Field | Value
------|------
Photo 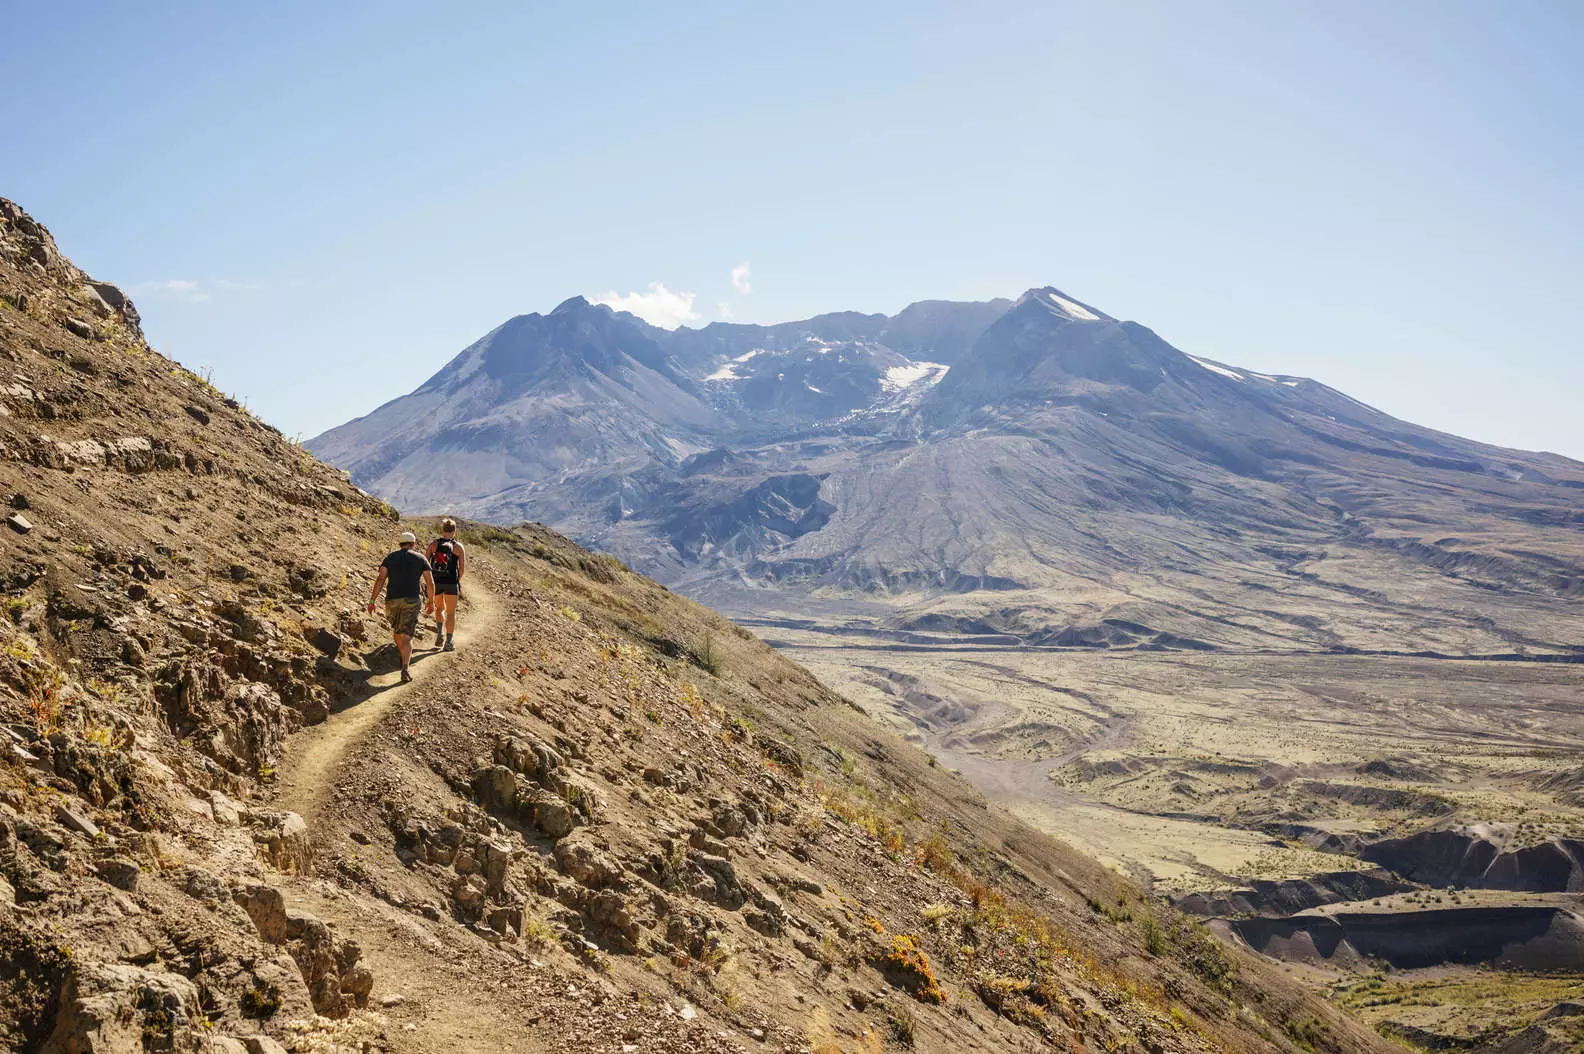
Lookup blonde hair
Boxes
[441,518,457,534]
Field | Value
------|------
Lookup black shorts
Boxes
[434,582,459,596]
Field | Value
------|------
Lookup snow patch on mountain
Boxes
[1189,356,1245,382]
[1047,291,1100,321]
[881,362,949,392]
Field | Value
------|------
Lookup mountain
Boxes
[1,199,1402,1053]
[311,288,1584,658]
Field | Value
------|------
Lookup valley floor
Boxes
[766,629,1584,1049]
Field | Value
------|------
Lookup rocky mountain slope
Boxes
[0,201,1406,1052]
[309,288,1583,659]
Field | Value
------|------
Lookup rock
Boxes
[7,512,32,534]
[183,866,227,901]
[745,906,785,937]
[9,492,28,509]
[694,853,748,908]
[183,404,211,425]
[88,281,131,313]
[235,884,289,943]
[53,801,99,838]
[472,764,518,812]
[212,1039,249,1054]
[338,965,373,1007]
[64,316,94,339]
[481,839,512,896]
[588,890,634,930]
[453,848,479,875]
[530,792,575,839]
[41,962,206,1053]
[452,873,486,911]
[0,874,14,904]
[689,830,731,857]
[92,857,139,891]
[487,904,522,938]
[253,811,312,874]
[310,627,342,660]
[380,993,406,1008]
[278,908,362,1017]
[554,837,624,888]
[209,790,242,825]
[242,1037,290,1054]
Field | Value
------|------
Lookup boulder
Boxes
[234,884,289,944]
[529,791,575,839]
[481,839,512,897]
[554,837,625,889]
[452,873,486,912]
[253,812,312,874]
[41,962,206,1053]
[310,628,342,660]
[471,765,518,812]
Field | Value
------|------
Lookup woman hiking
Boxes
[425,518,465,651]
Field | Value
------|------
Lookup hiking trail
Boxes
[276,570,504,828]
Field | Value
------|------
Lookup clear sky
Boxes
[3,1,1581,456]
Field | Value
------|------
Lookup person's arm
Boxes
[366,567,388,613]
[422,569,436,613]
[455,543,465,581]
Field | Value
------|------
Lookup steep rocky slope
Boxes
[0,201,1400,1052]
[309,289,1583,658]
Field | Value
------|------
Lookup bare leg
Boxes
[395,633,412,668]
[440,594,457,635]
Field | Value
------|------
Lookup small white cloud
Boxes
[131,278,263,303]
[730,262,751,294]
[717,301,734,320]
[132,279,211,303]
[591,282,700,329]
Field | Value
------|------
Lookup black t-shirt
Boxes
[381,548,432,600]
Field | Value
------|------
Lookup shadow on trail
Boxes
[326,637,449,717]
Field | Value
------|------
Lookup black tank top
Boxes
[431,538,460,584]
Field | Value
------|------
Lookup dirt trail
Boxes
[272,567,557,1052]
[276,578,503,827]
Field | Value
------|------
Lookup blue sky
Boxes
[3,1,1581,456]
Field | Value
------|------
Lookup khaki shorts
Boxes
[385,597,421,637]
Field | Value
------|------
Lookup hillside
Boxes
[309,290,1584,659]
[0,202,1405,1051]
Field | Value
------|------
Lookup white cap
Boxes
[399,531,417,544]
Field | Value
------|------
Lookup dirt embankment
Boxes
[1361,827,1584,892]
[1174,870,1410,918]
[1229,906,1584,971]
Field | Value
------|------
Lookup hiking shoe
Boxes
[399,668,413,684]
[434,625,446,644]
[443,637,455,652]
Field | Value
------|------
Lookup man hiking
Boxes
[366,531,435,683]
[425,518,466,651]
